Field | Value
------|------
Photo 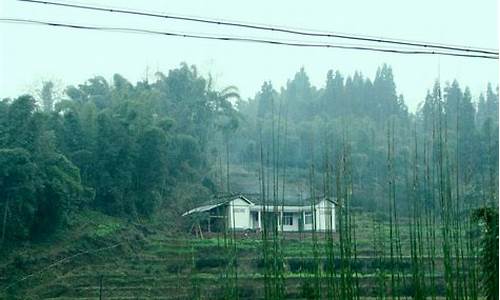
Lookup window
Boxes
[283,213,293,226]
[304,212,313,225]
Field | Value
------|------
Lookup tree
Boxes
[93,111,135,215]
[458,87,477,174]
[5,95,37,150]
[373,64,398,120]
[31,153,83,237]
[486,83,499,122]
[40,81,55,112]
[444,80,463,129]
[477,93,487,127]
[66,76,111,109]
[282,68,316,121]
[0,148,36,244]
[256,81,277,119]
[0,99,9,147]
[472,207,499,300]
[322,70,344,117]
[134,127,169,216]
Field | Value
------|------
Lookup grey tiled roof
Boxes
[203,193,336,207]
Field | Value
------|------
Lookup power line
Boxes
[1,18,498,60]
[16,0,499,56]
[2,242,122,291]
[22,0,498,53]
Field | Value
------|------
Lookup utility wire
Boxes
[1,18,498,60]
[2,242,122,291]
[16,0,499,56]
[21,0,498,53]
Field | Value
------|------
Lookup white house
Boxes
[182,194,336,232]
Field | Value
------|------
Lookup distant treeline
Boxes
[232,65,498,213]
[0,63,497,244]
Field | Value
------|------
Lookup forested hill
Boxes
[231,65,498,212]
[0,63,498,245]
[0,63,240,244]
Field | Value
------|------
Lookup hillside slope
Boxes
[1,209,455,299]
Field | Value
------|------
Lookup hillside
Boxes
[1,63,497,299]
[1,207,459,300]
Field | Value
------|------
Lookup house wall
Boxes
[223,198,335,232]
[227,198,252,229]
[250,211,259,229]
[331,202,336,232]
[282,213,301,232]
[315,200,336,232]
[303,210,313,231]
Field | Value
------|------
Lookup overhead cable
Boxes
[1,18,498,60]
[16,0,499,56]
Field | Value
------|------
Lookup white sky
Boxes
[0,0,498,112]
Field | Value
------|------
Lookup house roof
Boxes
[182,193,336,216]
[181,194,253,216]
[247,195,337,206]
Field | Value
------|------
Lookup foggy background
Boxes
[1,0,498,111]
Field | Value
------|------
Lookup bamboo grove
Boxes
[1,63,498,299]
[204,67,498,299]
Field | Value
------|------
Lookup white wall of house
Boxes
[227,198,252,229]
[314,200,336,232]
[222,197,335,232]
[281,212,300,231]
[250,211,259,229]
[303,210,313,231]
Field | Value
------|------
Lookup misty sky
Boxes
[1,0,498,111]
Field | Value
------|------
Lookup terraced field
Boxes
[1,211,461,299]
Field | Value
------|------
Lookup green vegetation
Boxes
[0,63,498,299]
[0,211,485,299]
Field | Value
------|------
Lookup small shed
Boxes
[182,194,254,232]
